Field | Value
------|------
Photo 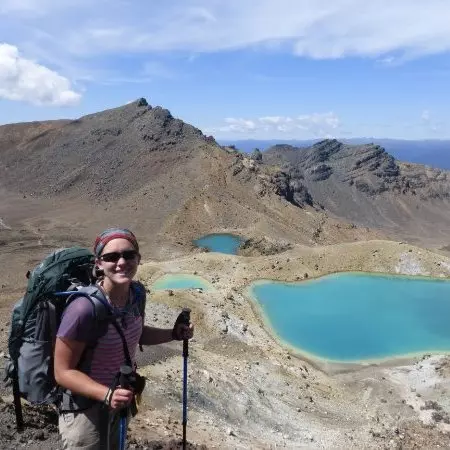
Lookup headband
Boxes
[93,228,139,256]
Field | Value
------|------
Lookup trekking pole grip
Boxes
[119,365,133,389]
[180,308,191,356]
[119,365,138,417]
[173,307,191,345]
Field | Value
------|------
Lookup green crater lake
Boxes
[249,273,450,362]
[152,274,211,291]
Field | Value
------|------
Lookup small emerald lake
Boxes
[249,273,450,362]
[152,274,211,291]
[194,233,243,255]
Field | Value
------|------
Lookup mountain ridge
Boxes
[263,139,449,200]
[0,98,214,201]
[1,99,449,254]
[220,138,450,170]
[254,139,450,246]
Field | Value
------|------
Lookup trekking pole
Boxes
[12,374,24,431]
[177,308,191,450]
[118,365,133,450]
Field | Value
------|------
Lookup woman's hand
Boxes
[173,322,194,340]
[109,387,134,410]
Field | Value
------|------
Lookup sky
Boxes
[1,0,450,140]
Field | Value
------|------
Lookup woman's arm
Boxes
[54,337,134,409]
[139,322,194,346]
[54,297,108,400]
[54,337,109,402]
[139,325,173,345]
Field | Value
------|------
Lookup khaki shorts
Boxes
[59,403,125,450]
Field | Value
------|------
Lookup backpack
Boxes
[3,246,147,430]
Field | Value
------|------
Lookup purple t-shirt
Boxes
[57,293,143,388]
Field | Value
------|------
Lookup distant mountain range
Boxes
[218,138,450,170]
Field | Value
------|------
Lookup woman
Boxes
[54,228,194,449]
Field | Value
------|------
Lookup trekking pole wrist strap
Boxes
[103,387,113,406]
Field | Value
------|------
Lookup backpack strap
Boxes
[131,281,147,351]
[47,301,57,351]
[66,285,112,321]
[110,320,133,368]
[111,282,146,365]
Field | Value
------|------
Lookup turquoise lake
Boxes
[152,274,211,291]
[194,233,243,255]
[249,273,450,362]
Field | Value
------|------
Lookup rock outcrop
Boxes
[260,139,450,241]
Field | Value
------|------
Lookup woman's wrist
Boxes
[103,387,113,406]
[140,326,177,345]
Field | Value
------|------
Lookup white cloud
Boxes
[2,1,450,61]
[1,0,449,95]
[142,61,175,79]
[221,118,257,132]
[0,43,81,106]
[206,112,340,138]
[376,56,397,67]
[421,110,431,121]
[420,109,440,133]
[298,113,340,129]
[259,116,291,125]
[0,0,46,14]
[0,0,89,15]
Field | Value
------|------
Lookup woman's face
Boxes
[96,238,140,286]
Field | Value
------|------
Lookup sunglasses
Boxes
[99,250,139,263]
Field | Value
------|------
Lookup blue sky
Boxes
[1,0,450,139]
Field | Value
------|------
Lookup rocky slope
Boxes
[260,139,450,249]
[2,240,450,449]
[263,139,450,200]
[0,98,212,201]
